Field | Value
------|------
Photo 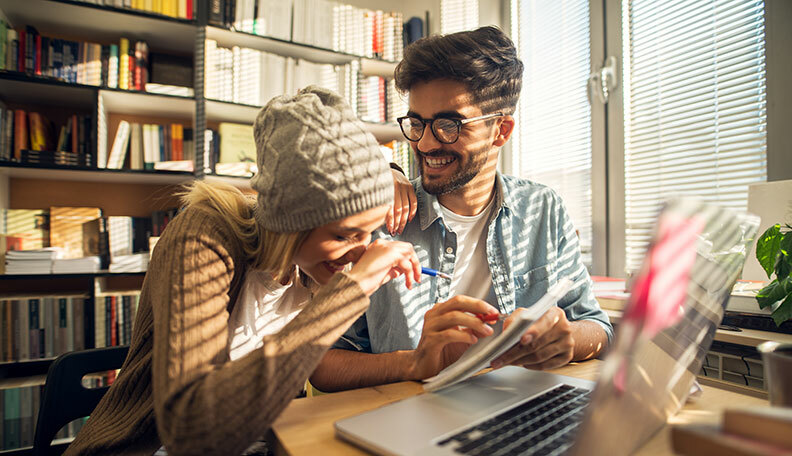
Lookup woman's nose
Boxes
[344,244,367,263]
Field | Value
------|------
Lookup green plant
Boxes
[756,224,792,326]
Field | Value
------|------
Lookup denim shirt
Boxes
[333,173,613,353]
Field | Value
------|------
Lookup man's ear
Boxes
[493,115,515,147]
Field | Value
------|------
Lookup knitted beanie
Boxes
[250,86,394,233]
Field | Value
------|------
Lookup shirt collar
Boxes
[416,172,512,231]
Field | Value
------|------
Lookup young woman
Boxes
[65,86,421,456]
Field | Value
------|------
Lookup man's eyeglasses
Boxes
[397,112,504,144]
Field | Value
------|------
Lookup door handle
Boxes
[587,56,619,105]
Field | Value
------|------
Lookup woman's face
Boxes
[293,204,390,285]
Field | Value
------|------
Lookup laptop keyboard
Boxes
[436,384,590,456]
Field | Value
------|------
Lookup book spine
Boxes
[119,38,129,90]
[14,110,28,161]
[74,296,85,351]
[28,299,39,360]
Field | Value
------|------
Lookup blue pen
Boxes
[421,267,452,280]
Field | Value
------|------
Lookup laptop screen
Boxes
[571,198,760,456]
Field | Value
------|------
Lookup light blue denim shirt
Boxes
[333,173,613,353]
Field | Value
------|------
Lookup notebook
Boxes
[335,198,760,456]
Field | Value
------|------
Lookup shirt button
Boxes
[446,247,454,254]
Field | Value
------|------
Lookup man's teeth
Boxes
[425,156,455,168]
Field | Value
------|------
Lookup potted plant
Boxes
[756,223,792,326]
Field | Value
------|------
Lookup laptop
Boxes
[335,199,760,456]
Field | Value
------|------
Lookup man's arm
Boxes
[571,319,609,361]
[311,295,498,392]
[310,349,416,392]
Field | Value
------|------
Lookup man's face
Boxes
[407,79,500,195]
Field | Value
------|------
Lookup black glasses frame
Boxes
[397,112,504,144]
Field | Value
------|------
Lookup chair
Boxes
[32,346,129,456]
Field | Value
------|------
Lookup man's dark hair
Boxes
[394,26,523,115]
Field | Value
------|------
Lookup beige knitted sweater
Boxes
[65,203,369,455]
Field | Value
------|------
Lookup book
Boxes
[1,209,50,251]
[672,423,791,456]
[153,160,193,172]
[423,279,575,392]
[14,110,28,160]
[144,83,194,97]
[107,120,131,169]
[129,122,143,170]
[49,207,102,259]
[27,112,54,152]
[723,407,792,450]
[218,122,255,164]
[119,38,130,90]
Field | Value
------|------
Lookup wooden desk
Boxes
[270,360,765,456]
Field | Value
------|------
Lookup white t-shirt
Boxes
[227,269,311,360]
[439,197,497,306]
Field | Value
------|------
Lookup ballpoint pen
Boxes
[421,267,452,280]
[476,313,508,323]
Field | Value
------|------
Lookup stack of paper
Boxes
[109,253,150,273]
[52,256,101,274]
[5,248,62,274]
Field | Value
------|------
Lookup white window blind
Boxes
[440,0,479,34]
[510,0,593,265]
[622,0,767,272]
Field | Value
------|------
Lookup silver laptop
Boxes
[335,199,760,456]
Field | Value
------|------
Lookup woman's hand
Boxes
[347,239,421,297]
[386,169,417,235]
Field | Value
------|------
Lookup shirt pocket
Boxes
[514,264,554,307]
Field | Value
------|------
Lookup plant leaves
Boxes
[772,292,792,327]
[757,277,792,309]
[757,224,782,279]
[776,231,792,280]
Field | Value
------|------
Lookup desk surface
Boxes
[270,360,765,456]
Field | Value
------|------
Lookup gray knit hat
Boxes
[250,86,394,233]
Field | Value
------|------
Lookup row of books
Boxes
[0,384,86,450]
[0,108,93,164]
[210,0,405,61]
[105,121,194,170]
[2,207,179,273]
[0,374,119,450]
[0,23,150,92]
[77,0,195,20]
[204,41,405,123]
[0,294,88,363]
[203,125,255,176]
[383,140,418,181]
[93,292,141,349]
[0,290,141,364]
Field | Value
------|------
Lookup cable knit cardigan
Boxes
[65,203,369,455]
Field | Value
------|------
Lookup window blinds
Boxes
[510,0,593,265]
[440,0,479,34]
[622,0,767,272]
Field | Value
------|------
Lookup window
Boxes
[509,0,594,265]
[441,0,479,34]
[622,0,768,272]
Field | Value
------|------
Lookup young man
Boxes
[311,26,612,392]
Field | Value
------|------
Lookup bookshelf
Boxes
[0,0,420,452]
[0,0,420,454]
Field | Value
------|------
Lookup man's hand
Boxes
[386,169,417,235]
[491,306,575,371]
[408,296,497,380]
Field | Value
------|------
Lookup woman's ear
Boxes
[493,116,516,147]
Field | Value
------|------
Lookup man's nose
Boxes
[416,125,441,152]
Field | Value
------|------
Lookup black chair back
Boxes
[32,346,129,456]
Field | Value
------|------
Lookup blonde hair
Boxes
[178,181,310,280]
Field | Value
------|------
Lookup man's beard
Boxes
[418,144,490,195]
